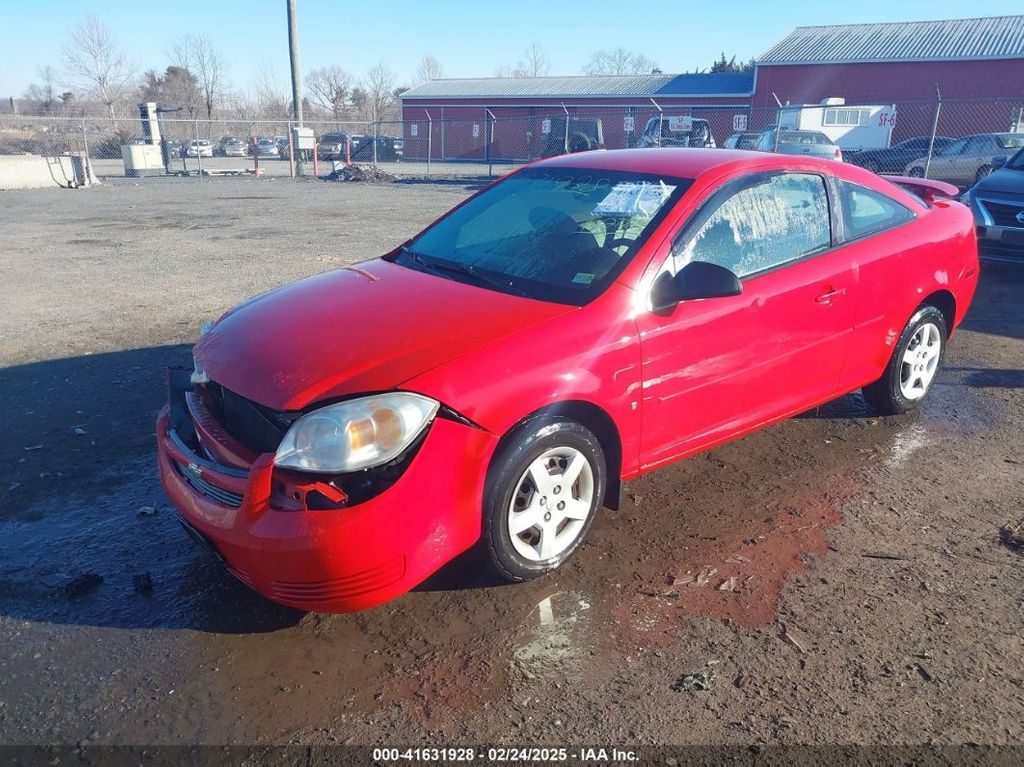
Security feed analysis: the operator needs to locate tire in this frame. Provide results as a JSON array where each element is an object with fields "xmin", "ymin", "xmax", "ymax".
[
  {"xmin": 862, "ymin": 305, "xmax": 947, "ymax": 416},
  {"xmin": 568, "ymin": 133, "xmax": 593, "ymax": 154},
  {"xmin": 908, "ymin": 166, "xmax": 925, "ymax": 178},
  {"xmin": 976, "ymin": 164, "xmax": 993, "ymax": 182},
  {"xmin": 483, "ymin": 418, "xmax": 605, "ymax": 582}
]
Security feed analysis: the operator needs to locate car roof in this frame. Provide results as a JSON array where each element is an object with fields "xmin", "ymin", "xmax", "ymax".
[{"xmin": 533, "ymin": 148, "xmax": 832, "ymax": 178}]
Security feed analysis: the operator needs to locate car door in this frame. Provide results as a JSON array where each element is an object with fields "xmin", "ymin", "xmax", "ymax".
[
  {"xmin": 636, "ymin": 171, "xmax": 858, "ymax": 470},
  {"xmin": 927, "ymin": 137, "xmax": 967, "ymax": 182},
  {"xmin": 955, "ymin": 136, "xmax": 993, "ymax": 184}
]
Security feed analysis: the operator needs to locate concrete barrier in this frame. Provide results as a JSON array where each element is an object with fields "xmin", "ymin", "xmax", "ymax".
[{"xmin": 0, "ymin": 154, "xmax": 98, "ymax": 190}]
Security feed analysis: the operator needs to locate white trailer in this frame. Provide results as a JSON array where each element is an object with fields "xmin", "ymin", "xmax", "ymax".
[{"xmin": 778, "ymin": 98, "xmax": 896, "ymax": 151}]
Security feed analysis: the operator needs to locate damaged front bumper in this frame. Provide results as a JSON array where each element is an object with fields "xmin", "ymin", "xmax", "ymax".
[{"xmin": 156, "ymin": 368, "xmax": 497, "ymax": 612}]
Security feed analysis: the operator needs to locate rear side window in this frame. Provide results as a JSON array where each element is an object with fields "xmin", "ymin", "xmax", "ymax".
[
  {"xmin": 838, "ymin": 181, "xmax": 914, "ymax": 240},
  {"xmin": 671, "ymin": 173, "xmax": 831, "ymax": 278}
]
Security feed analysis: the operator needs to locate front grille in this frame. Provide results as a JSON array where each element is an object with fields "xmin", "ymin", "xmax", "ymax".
[
  {"xmin": 978, "ymin": 198, "xmax": 1024, "ymax": 229},
  {"xmin": 979, "ymin": 238, "xmax": 1024, "ymax": 262},
  {"xmin": 174, "ymin": 463, "xmax": 244, "ymax": 507},
  {"xmin": 207, "ymin": 383, "xmax": 292, "ymax": 454}
]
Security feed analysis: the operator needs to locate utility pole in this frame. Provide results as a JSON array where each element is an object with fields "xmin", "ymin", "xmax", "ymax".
[{"xmin": 286, "ymin": 0, "xmax": 304, "ymax": 173}]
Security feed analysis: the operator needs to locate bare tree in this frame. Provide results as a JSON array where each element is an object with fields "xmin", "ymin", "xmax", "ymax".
[
  {"xmin": 512, "ymin": 43, "xmax": 551, "ymax": 77},
  {"xmin": 583, "ymin": 48, "xmax": 658, "ymax": 76},
  {"xmin": 414, "ymin": 55, "xmax": 445, "ymax": 85},
  {"xmin": 364, "ymin": 62, "xmax": 398, "ymax": 122},
  {"xmin": 171, "ymin": 35, "xmax": 226, "ymax": 119},
  {"xmin": 25, "ymin": 65, "xmax": 59, "ymax": 113},
  {"xmin": 252, "ymin": 63, "xmax": 291, "ymax": 121},
  {"xmin": 62, "ymin": 15, "xmax": 135, "ymax": 122},
  {"xmin": 306, "ymin": 65, "xmax": 353, "ymax": 120}
]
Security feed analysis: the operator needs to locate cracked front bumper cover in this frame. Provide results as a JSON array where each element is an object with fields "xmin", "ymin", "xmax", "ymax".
[{"xmin": 156, "ymin": 368, "xmax": 497, "ymax": 612}]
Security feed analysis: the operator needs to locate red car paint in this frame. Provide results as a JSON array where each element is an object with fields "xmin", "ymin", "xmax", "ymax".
[{"xmin": 157, "ymin": 148, "xmax": 978, "ymax": 612}]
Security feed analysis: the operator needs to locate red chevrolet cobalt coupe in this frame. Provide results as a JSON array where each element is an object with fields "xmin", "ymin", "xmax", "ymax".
[{"xmin": 157, "ymin": 149, "xmax": 978, "ymax": 612}]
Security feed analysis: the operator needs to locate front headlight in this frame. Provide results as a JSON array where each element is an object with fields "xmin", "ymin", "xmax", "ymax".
[{"xmin": 274, "ymin": 392, "xmax": 439, "ymax": 473}]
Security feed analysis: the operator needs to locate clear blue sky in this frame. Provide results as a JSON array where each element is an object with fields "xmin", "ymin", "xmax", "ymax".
[{"xmin": 1, "ymin": 0, "xmax": 1019, "ymax": 97}]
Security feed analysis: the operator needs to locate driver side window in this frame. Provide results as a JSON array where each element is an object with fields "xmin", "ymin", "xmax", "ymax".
[{"xmin": 669, "ymin": 173, "xmax": 831, "ymax": 279}]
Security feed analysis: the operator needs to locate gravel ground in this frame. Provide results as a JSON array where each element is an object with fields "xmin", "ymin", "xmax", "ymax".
[{"xmin": 0, "ymin": 176, "xmax": 1021, "ymax": 751}]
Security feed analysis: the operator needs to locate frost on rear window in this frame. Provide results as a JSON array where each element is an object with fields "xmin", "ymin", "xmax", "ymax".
[{"xmin": 674, "ymin": 174, "xmax": 829, "ymax": 278}]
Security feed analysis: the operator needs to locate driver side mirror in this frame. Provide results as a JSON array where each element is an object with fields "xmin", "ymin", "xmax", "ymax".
[{"xmin": 651, "ymin": 261, "xmax": 742, "ymax": 311}]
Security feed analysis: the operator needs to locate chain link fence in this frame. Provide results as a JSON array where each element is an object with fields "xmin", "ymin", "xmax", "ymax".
[{"xmin": 2, "ymin": 97, "xmax": 1023, "ymax": 190}]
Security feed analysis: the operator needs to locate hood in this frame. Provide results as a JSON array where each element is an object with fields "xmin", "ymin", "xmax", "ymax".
[
  {"xmin": 193, "ymin": 259, "xmax": 573, "ymax": 411},
  {"xmin": 973, "ymin": 167, "xmax": 1024, "ymax": 197}
]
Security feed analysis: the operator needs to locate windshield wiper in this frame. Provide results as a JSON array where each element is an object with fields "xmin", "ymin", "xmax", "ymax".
[{"xmin": 398, "ymin": 244, "xmax": 531, "ymax": 298}]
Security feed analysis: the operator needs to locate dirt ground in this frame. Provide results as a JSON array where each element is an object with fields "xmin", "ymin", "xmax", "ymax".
[{"xmin": 0, "ymin": 177, "xmax": 1021, "ymax": 750}]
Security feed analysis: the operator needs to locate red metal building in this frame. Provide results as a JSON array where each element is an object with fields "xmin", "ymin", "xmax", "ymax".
[
  {"xmin": 751, "ymin": 16, "xmax": 1024, "ymax": 141},
  {"xmin": 399, "ymin": 73, "xmax": 755, "ymax": 162},
  {"xmin": 400, "ymin": 15, "xmax": 1024, "ymax": 159}
]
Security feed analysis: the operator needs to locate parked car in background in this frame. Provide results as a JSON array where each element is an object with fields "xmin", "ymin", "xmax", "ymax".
[
  {"xmin": 317, "ymin": 132, "xmax": 351, "ymax": 160},
  {"xmin": 186, "ymin": 140, "xmax": 213, "ymax": 158},
  {"xmin": 723, "ymin": 132, "xmax": 760, "ymax": 150},
  {"xmin": 252, "ymin": 138, "xmax": 279, "ymax": 159},
  {"xmin": 218, "ymin": 138, "xmax": 247, "ymax": 158},
  {"xmin": 541, "ymin": 116, "xmax": 605, "ymax": 157},
  {"xmin": 273, "ymin": 136, "xmax": 289, "ymax": 157},
  {"xmin": 634, "ymin": 116, "xmax": 715, "ymax": 149},
  {"xmin": 351, "ymin": 136, "xmax": 402, "ymax": 162},
  {"xmin": 213, "ymin": 136, "xmax": 236, "ymax": 156},
  {"xmin": 905, "ymin": 133, "xmax": 1024, "ymax": 187},
  {"xmin": 754, "ymin": 129, "xmax": 843, "ymax": 161},
  {"xmin": 163, "ymin": 139, "xmax": 186, "ymax": 159},
  {"xmin": 158, "ymin": 148, "xmax": 977, "ymax": 613},
  {"xmin": 847, "ymin": 136, "xmax": 955, "ymax": 174},
  {"xmin": 962, "ymin": 146, "xmax": 1024, "ymax": 262}
]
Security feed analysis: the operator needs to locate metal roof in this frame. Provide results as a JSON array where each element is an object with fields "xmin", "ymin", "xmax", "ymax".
[
  {"xmin": 759, "ymin": 15, "xmax": 1024, "ymax": 64},
  {"xmin": 400, "ymin": 72, "xmax": 754, "ymax": 100}
]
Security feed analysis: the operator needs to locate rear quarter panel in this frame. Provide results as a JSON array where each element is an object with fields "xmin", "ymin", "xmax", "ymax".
[{"xmin": 840, "ymin": 197, "xmax": 977, "ymax": 391}]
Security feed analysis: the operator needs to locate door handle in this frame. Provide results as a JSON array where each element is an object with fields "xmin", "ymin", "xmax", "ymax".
[{"xmin": 815, "ymin": 286, "xmax": 847, "ymax": 304}]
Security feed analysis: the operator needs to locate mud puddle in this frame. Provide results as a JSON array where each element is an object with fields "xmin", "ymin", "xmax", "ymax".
[{"xmin": 0, "ymin": 376, "xmax": 995, "ymax": 742}]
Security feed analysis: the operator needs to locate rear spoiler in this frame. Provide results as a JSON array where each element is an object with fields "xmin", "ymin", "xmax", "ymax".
[{"xmin": 880, "ymin": 175, "xmax": 960, "ymax": 204}]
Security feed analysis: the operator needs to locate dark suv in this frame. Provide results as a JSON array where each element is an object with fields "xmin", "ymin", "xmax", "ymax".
[{"xmin": 965, "ymin": 146, "xmax": 1024, "ymax": 263}]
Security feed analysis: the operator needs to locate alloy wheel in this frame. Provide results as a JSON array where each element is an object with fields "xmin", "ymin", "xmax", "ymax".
[
  {"xmin": 899, "ymin": 322, "xmax": 942, "ymax": 400},
  {"xmin": 507, "ymin": 447, "xmax": 595, "ymax": 562}
]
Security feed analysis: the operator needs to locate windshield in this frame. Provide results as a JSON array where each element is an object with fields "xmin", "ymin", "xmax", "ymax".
[{"xmin": 397, "ymin": 167, "xmax": 690, "ymax": 305}]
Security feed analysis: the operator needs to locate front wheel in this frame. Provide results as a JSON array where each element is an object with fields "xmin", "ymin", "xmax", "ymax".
[
  {"xmin": 908, "ymin": 166, "xmax": 925, "ymax": 178},
  {"xmin": 483, "ymin": 418, "xmax": 605, "ymax": 582},
  {"xmin": 976, "ymin": 164, "xmax": 993, "ymax": 182},
  {"xmin": 862, "ymin": 305, "xmax": 947, "ymax": 415}
]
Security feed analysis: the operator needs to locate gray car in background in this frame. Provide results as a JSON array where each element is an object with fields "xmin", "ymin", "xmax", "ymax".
[
  {"xmin": 754, "ymin": 129, "xmax": 843, "ymax": 161},
  {"xmin": 905, "ymin": 133, "xmax": 1024, "ymax": 187},
  {"xmin": 723, "ymin": 132, "xmax": 760, "ymax": 150}
]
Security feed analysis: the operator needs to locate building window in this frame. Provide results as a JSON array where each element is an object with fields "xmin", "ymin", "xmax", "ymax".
[{"xmin": 823, "ymin": 107, "xmax": 869, "ymax": 127}]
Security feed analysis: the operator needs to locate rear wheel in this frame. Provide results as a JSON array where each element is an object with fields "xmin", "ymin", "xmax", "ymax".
[
  {"xmin": 908, "ymin": 166, "xmax": 925, "ymax": 178},
  {"xmin": 862, "ymin": 305, "xmax": 947, "ymax": 415},
  {"xmin": 483, "ymin": 418, "xmax": 605, "ymax": 582}
]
